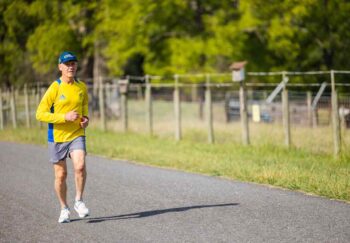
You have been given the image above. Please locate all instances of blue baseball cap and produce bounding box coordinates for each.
[58,51,78,64]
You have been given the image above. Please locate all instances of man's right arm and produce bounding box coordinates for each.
[36,83,66,124]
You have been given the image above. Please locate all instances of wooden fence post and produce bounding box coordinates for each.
[145,75,153,135]
[36,83,42,127]
[174,74,181,141]
[282,87,291,147]
[32,86,36,112]
[0,87,3,130]
[105,82,111,109]
[205,74,214,143]
[239,80,250,145]
[24,84,31,128]
[331,70,341,157]
[307,91,312,127]
[99,77,106,131]
[40,87,46,128]
[10,86,17,129]
[119,79,129,132]
[282,72,291,147]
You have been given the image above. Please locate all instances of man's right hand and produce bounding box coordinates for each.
[65,111,79,122]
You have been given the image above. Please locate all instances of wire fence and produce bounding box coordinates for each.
[1,71,350,157]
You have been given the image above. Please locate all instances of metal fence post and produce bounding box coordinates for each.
[311,82,327,128]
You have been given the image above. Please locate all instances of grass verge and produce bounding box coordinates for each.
[1,127,349,202]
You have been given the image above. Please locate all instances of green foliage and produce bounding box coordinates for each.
[97,0,148,76]
[26,0,97,79]
[0,0,37,85]
[27,23,80,74]
[247,0,350,70]
[1,0,350,84]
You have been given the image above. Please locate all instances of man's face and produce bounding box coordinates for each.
[59,61,78,78]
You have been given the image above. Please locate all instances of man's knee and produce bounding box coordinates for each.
[55,170,67,182]
[55,164,67,182]
[71,150,86,175]
[54,161,67,182]
[74,165,85,175]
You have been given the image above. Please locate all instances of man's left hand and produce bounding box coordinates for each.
[80,116,89,128]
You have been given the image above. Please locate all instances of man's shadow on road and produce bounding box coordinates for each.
[71,203,239,223]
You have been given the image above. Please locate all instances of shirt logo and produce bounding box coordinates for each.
[59,94,66,100]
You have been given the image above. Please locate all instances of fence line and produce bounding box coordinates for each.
[8,69,350,87]
[5,81,350,90]
[1,70,350,157]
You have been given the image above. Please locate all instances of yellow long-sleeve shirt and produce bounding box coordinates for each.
[36,78,89,142]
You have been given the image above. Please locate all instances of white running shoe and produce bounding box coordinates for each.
[58,207,70,223]
[74,200,89,218]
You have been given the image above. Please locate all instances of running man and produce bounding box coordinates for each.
[36,51,90,223]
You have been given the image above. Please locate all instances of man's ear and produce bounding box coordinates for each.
[58,64,62,71]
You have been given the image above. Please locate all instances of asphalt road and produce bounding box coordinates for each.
[0,141,349,243]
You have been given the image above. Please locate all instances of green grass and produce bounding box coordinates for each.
[1,126,349,202]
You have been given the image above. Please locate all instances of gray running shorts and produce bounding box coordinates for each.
[48,136,86,164]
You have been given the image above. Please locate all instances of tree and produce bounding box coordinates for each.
[99,0,247,78]
[246,0,350,71]
[0,0,37,86]
[1,0,350,86]
[26,0,97,81]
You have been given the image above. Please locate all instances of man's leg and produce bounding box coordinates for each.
[70,150,86,201]
[53,160,68,208]
[70,149,89,217]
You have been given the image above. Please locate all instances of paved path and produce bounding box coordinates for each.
[0,141,349,242]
